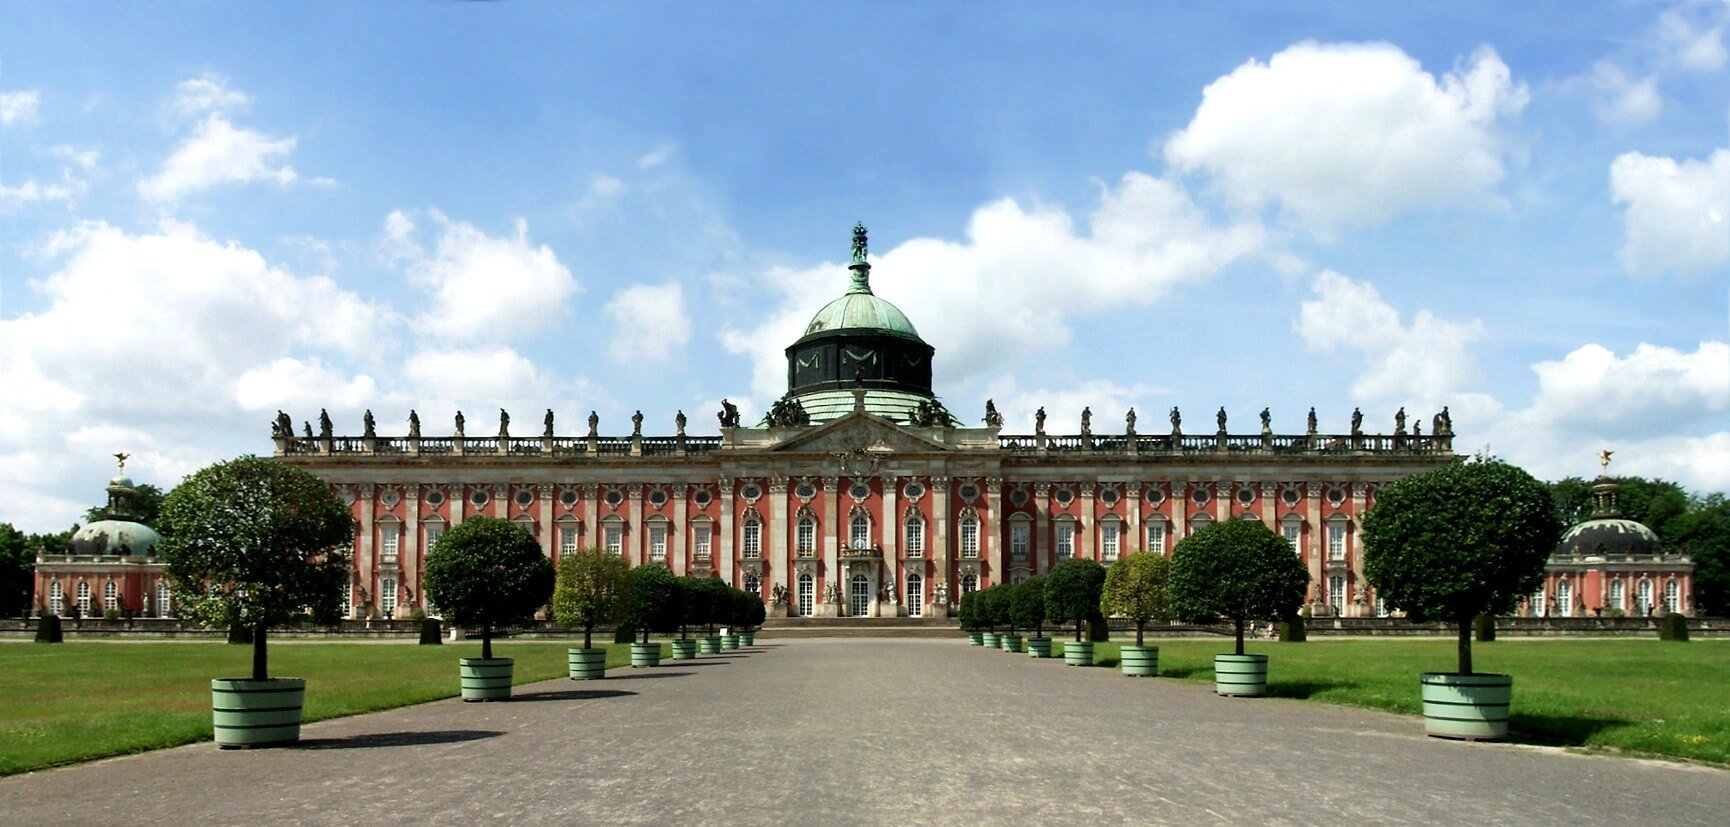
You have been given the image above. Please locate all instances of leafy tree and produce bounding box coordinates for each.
[0,524,31,618]
[1045,558,1107,642]
[957,589,980,632]
[552,547,634,650]
[156,456,354,681]
[1010,575,1048,637]
[1672,496,1730,616]
[688,576,732,634]
[1102,551,1172,646]
[1364,457,1561,675]
[742,590,766,630]
[423,516,555,660]
[1170,519,1309,656]
[84,483,165,526]
[987,585,1016,633]
[626,564,680,643]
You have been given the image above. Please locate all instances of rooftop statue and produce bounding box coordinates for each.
[1125,407,1136,435]
[851,222,868,264]
[631,410,644,435]
[499,408,511,438]
[910,398,953,428]
[1035,406,1046,435]
[717,399,740,428]
[766,397,811,427]
[1350,407,1363,436]
[454,410,465,437]
[1307,406,1318,435]
[302,421,312,439]
[1080,406,1092,434]
[983,398,1003,428]
[318,409,333,439]
[1394,407,1407,435]
[274,410,292,438]
[1259,407,1271,432]
[1599,448,1614,470]
[408,409,421,439]
[1440,405,1453,435]
[676,410,687,436]
[544,408,555,438]
[588,410,599,436]
[1170,406,1181,436]
[1216,406,1227,434]
[363,409,376,439]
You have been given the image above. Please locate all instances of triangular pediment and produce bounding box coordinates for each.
[770,412,949,454]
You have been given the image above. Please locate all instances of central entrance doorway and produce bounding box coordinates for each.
[849,573,871,617]
[906,573,924,618]
[796,573,814,617]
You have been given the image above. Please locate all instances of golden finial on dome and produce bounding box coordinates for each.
[1598,449,1613,471]
[114,452,130,472]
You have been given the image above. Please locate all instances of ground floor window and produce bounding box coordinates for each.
[76,581,91,615]
[381,577,398,619]
[1531,587,1546,617]
[960,573,978,594]
[797,573,814,617]
[907,573,924,617]
[744,571,761,595]
[850,574,870,616]
[49,581,64,616]
[342,579,353,619]
[1328,575,1345,614]
[1557,579,1573,617]
[1664,579,1680,613]
[1610,580,1626,612]
[1637,580,1653,616]
[155,581,172,617]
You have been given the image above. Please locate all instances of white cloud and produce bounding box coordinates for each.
[1295,270,1486,405]
[1587,60,1663,124]
[234,357,380,412]
[980,377,1166,434]
[722,172,1266,401]
[49,145,101,171]
[1656,8,1727,72]
[588,174,626,200]
[138,114,301,202]
[1520,341,1730,438]
[401,347,557,406]
[1164,42,1528,230]
[637,144,675,170]
[390,210,581,343]
[1610,147,1730,277]
[0,90,40,126]
[0,175,87,208]
[605,283,690,363]
[171,73,250,116]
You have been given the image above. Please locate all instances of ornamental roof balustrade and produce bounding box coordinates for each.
[996,431,1452,455]
[277,432,723,458]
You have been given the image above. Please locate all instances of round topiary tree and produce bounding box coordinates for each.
[552,547,633,650]
[1362,456,1561,739]
[1170,519,1308,655]
[1102,551,1172,647]
[156,455,354,746]
[1046,558,1107,641]
[1010,575,1048,637]
[1362,457,1562,675]
[423,516,555,700]
[626,563,680,643]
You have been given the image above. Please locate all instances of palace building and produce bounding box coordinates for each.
[253,224,1460,622]
[1531,467,1692,618]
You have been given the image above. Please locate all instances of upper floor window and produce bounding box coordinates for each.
[1327,522,1347,560]
[1188,514,1212,536]
[559,525,579,556]
[796,516,817,554]
[1282,521,1302,553]
[905,517,924,558]
[648,523,668,562]
[424,524,444,556]
[1055,523,1075,559]
[380,525,400,564]
[959,516,979,558]
[604,522,624,554]
[1010,522,1029,561]
[1100,522,1120,561]
[850,515,871,550]
[742,519,762,556]
[1146,522,1166,555]
[694,523,712,559]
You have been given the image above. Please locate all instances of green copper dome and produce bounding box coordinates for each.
[802,291,922,341]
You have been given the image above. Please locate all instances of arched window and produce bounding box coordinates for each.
[646,518,668,562]
[1327,575,1345,613]
[1099,517,1121,562]
[76,581,91,614]
[1531,587,1546,617]
[1637,579,1654,616]
[155,581,172,618]
[961,573,978,594]
[102,581,119,612]
[1009,517,1031,562]
[1281,518,1303,554]
[692,517,713,561]
[48,581,64,616]
[1557,579,1573,617]
[511,514,537,539]
[850,574,870,616]
[796,513,817,555]
[741,516,762,558]
[1188,513,1212,536]
[906,573,924,618]
[796,573,815,617]
[1055,520,1076,559]
[850,513,871,550]
[1145,520,1167,555]
[603,517,624,554]
[381,577,398,618]
[556,518,581,556]
[904,514,925,558]
[1664,579,1680,613]
[378,517,401,565]
[744,571,761,595]
[1326,518,1348,560]
[1609,579,1626,612]
[959,512,980,558]
[423,519,446,558]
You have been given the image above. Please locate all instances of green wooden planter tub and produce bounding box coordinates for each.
[981,632,1001,648]
[721,634,741,650]
[671,639,699,660]
[967,632,984,646]
[630,642,662,667]
[1119,645,1160,677]
[459,657,515,702]
[211,677,305,748]
[699,636,723,654]
[1063,641,1095,666]
[739,632,756,646]
[1000,634,1024,653]
[567,647,607,680]
[1213,653,1267,696]
[1420,673,1512,740]
[1025,637,1053,658]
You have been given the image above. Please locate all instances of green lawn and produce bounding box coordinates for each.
[0,640,662,776]
[1020,636,1730,765]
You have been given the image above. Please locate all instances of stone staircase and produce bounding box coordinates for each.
[759,616,961,638]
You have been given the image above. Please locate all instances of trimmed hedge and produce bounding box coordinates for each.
[1659,613,1689,642]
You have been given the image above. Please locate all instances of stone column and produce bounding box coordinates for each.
[880,475,899,616]
[627,483,645,567]
[358,484,375,599]
[768,477,790,609]
[985,476,1003,586]
[932,476,951,616]
[1260,482,1276,525]
[821,476,840,617]
[1306,483,1324,611]
[493,484,507,520]
[718,478,736,582]
[673,484,689,576]
[452,483,467,528]
[1171,482,1188,539]
[538,484,555,558]
[581,483,599,547]
[1078,482,1096,561]
[1034,483,1051,575]
[1349,483,1367,616]
[1125,482,1142,553]
[405,488,421,610]
[1215,482,1229,522]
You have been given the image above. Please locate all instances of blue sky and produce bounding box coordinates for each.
[2,1,1726,531]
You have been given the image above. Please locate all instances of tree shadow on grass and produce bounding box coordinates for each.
[295,730,504,750]
[607,671,693,680]
[511,689,636,702]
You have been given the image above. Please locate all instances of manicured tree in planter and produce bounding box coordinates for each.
[1362,456,1561,739]
[1046,558,1107,666]
[957,590,984,645]
[628,564,681,663]
[1102,551,1172,677]
[156,456,353,747]
[978,587,1003,649]
[720,587,750,650]
[552,547,634,679]
[1170,519,1308,697]
[995,583,1025,652]
[1011,575,1053,658]
[692,577,730,654]
[668,576,700,659]
[739,593,766,646]
[422,517,555,701]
